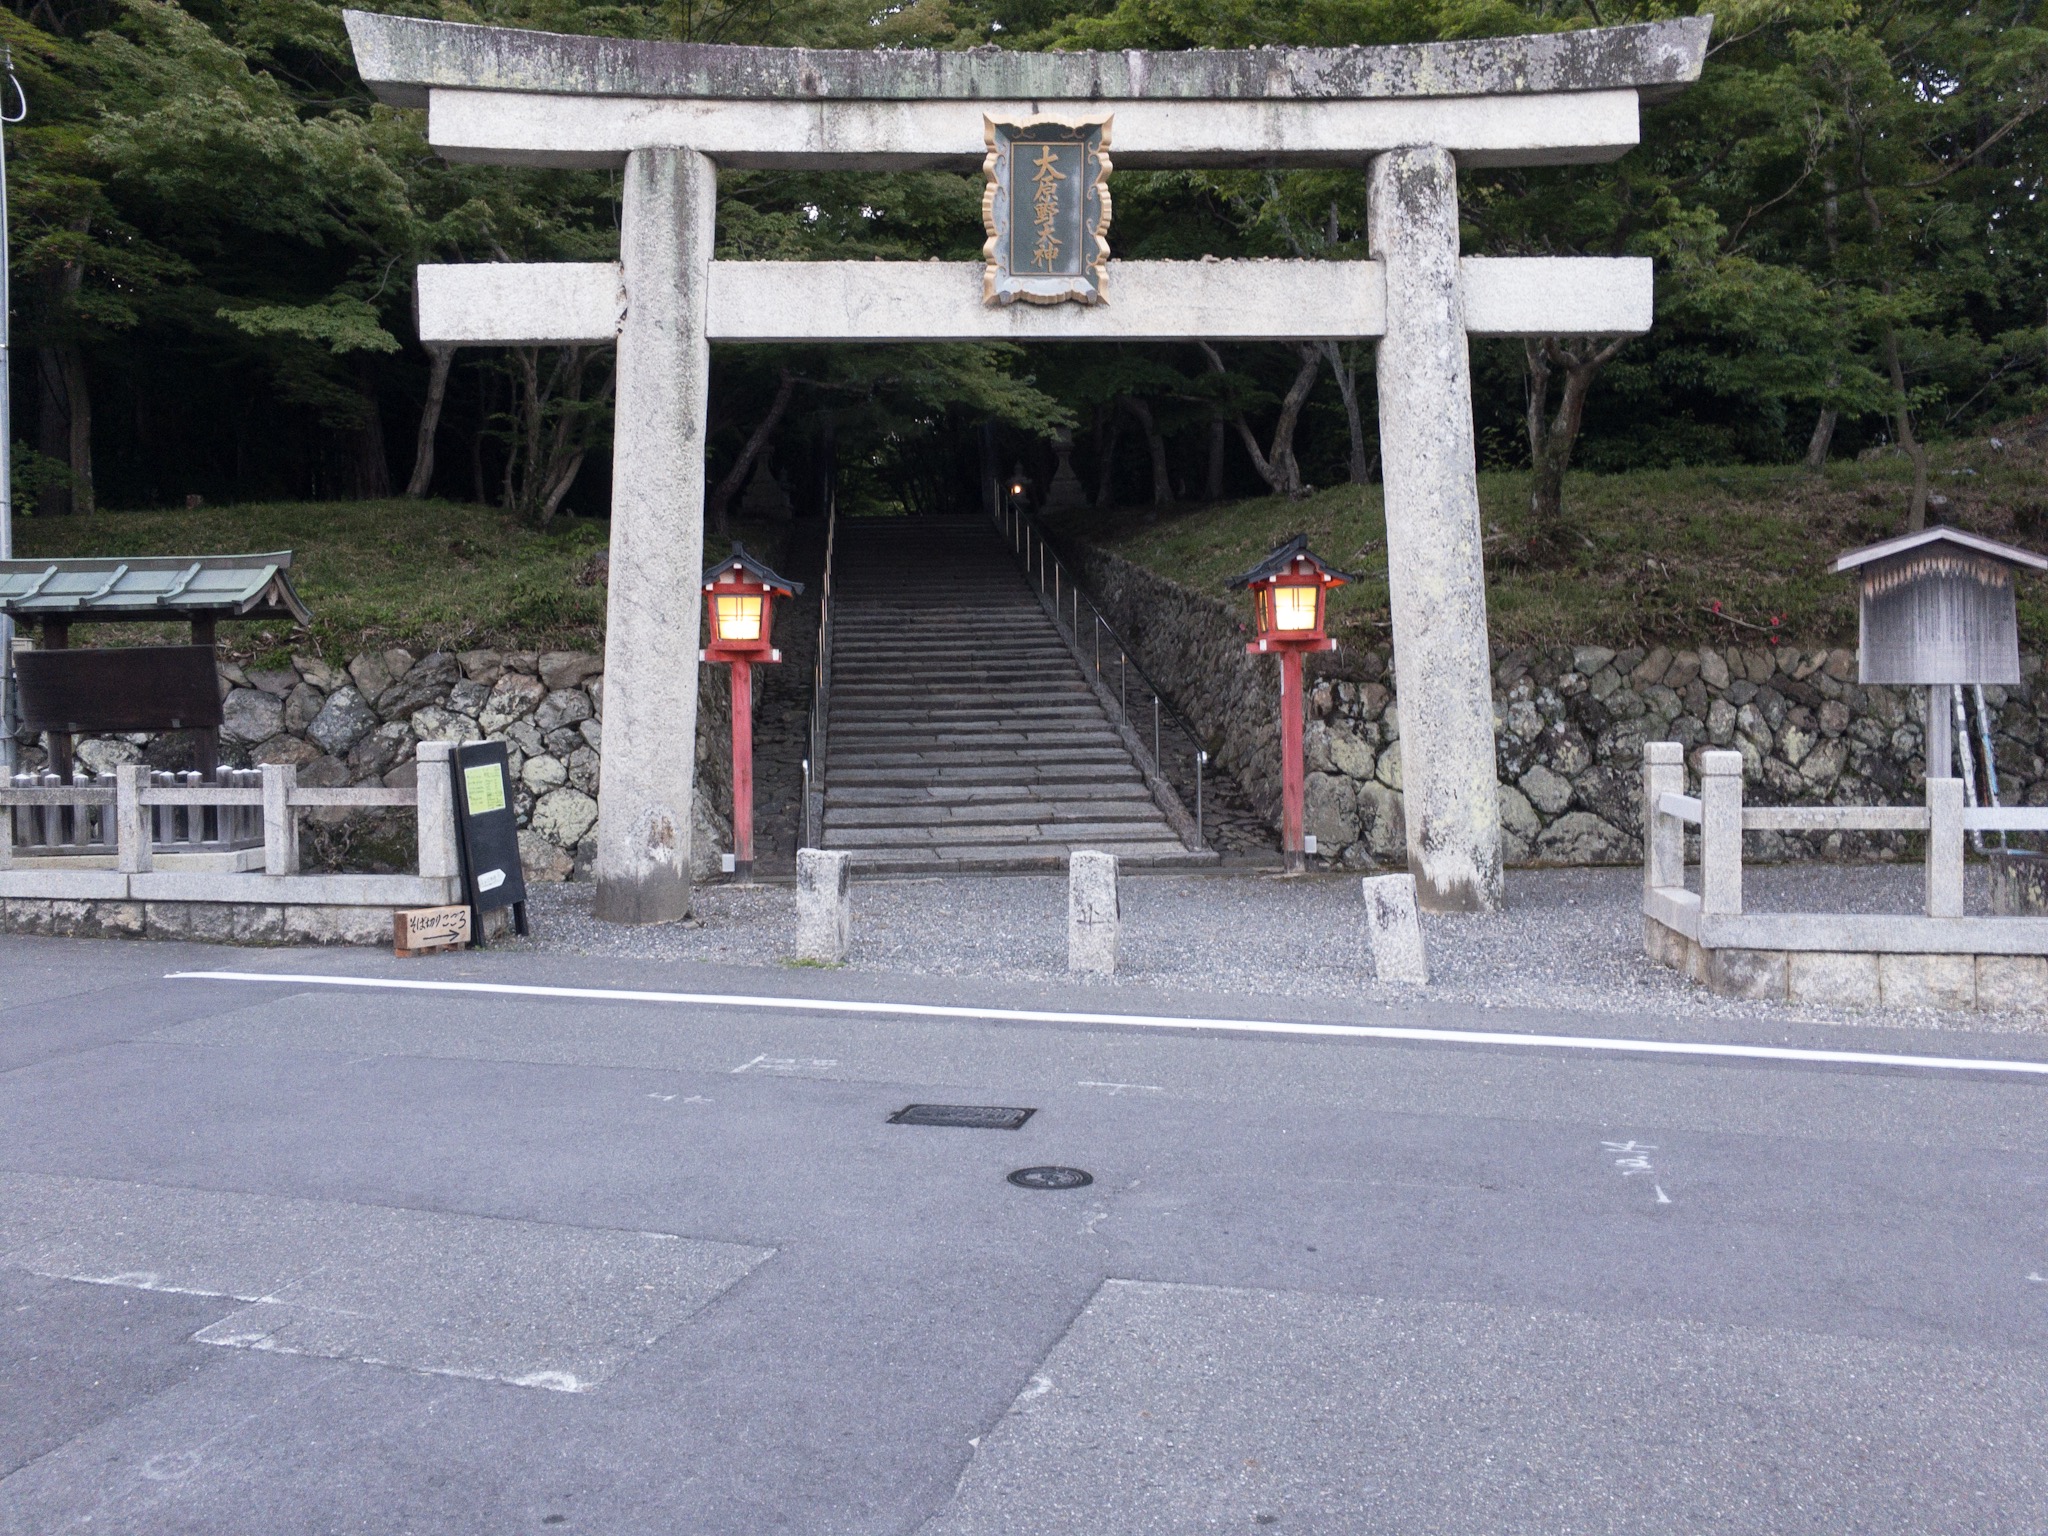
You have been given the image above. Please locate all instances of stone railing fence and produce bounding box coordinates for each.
[1640,741,2048,1010]
[1061,539,2048,869]
[1,744,464,942]
[6,645,741,884]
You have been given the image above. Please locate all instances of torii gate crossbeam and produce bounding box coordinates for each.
[345,10,1709,923]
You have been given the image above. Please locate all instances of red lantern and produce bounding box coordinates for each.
[700,544,803,880]
[1226,537,1353,872]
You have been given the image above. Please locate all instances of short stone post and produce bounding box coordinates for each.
[1698,750,1744,916]
[260,763,300,877]
[593,145,718,925]
[1068,850,1119,976]
[1926,775,1965,918]
[1361,873,1429,985]
[1369,145,1503,915]
[414,742,461,886]
[114,763,152,875]
[1642,742,1686,894]
[794,848,853,963]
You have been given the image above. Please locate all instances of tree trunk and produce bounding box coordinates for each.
[35,347,70,515]
[405,344,457,499]
[1805,178,1843,475]
[707,368,799,535]
[1201,342,1321,497]
[1094,407,1122,507]
[1121,397,1171,506]
[1804,404,1839,472]
[1320,340,1373,484]
[353,358,392,500]
[1884,326,1930,530]
[470,386,487,504]
[1524,335,1626,558]
[1205,418,1225,500]
[56,344,94,515]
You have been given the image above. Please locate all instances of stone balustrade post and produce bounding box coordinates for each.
[1698,750,1745,916]
[1926,775,1965,918]
[1361,873,1429,985]
[261,763,300,877]
[1642,741,1686,894]
[1068,850,1119,976]
[794,848,853,963]
[414,742,461,885]
[114,763,152,874]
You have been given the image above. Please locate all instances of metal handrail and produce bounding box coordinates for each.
[993,496,1208,846]
[802,479,838,849]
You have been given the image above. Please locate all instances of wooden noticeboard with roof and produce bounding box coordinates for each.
[0,552,313,781]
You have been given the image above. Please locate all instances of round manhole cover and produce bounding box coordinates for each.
[1008,1166,1093,1190]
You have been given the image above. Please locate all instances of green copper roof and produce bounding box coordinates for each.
[0,552,313,625]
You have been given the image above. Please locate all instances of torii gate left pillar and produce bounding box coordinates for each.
[595,147,716,923]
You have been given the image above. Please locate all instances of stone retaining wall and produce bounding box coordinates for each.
[1067,542,2048,868]
[1645,918,2048,1012]
[10,646,738,882]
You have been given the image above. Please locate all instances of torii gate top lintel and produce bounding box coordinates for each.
[345,10,1708,112]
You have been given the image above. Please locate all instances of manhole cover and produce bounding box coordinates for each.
[889,1104,1036,1130]
[1008,1166,1093,1190]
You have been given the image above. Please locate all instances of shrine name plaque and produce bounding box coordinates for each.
[982,116,1112,307]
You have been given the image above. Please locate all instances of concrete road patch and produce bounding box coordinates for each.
[925,1278,2048,1535]
[0,1173,770,1392]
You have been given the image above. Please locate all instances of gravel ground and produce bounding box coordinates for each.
[502,862,2046,1037]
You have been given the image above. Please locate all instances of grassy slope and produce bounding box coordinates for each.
[1056,429,2048,655]
[17,432,2048,667]
[12,500,788,668]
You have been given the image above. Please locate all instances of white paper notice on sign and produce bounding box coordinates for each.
[478,868,506,892]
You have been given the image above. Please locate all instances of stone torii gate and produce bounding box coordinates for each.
[345,10,1708,923]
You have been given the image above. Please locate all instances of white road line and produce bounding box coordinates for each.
[164,970,2048,1080]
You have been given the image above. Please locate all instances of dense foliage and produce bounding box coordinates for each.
[4,0,2044,543]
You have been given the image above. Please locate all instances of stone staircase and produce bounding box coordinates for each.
[819,516,1211,872]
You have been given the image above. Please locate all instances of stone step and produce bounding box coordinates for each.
[823,819,1181,849]
[829,765,1145,787]
[819,516,1206,864]
[829,692,1095,710]
[828,727,1127,748]
[831,696,1104,716]
[831,715,1114,730]
[823,799,1168,829]
[832,644,1071,661]
[824,784,1160,807]
[828,744,1136,763]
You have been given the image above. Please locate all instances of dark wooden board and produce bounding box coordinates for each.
[15,646,224,733]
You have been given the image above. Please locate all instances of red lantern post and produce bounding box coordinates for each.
[701,544,803,882]
[1226,537,1353,873]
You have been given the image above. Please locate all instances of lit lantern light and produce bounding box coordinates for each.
[701,544,804,881]
[1226,536,1355,872]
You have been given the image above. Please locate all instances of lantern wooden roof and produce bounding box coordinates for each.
[1225,535,1357,591]
[0,551,313,625]
[701,542,803,595]
[1832,526,2048,577]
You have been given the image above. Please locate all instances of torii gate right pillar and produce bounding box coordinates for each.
[1370,146,1503,914]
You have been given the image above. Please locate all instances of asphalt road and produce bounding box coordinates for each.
[2,933,2046,1534]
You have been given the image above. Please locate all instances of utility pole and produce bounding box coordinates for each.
[0,51,25,776]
